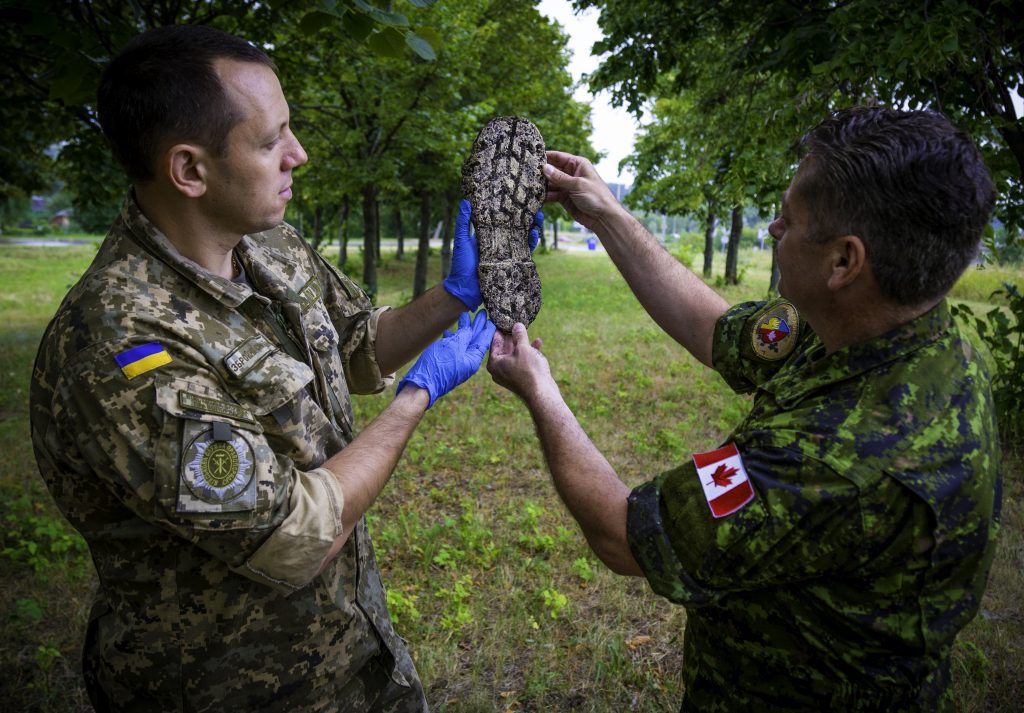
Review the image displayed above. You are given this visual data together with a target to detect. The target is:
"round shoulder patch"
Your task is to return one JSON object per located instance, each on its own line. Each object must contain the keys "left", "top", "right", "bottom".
{"left": 751, "top": 301, "right": 800, "bottom": 361}
{"left": 182, "top": 428, "right": 255, "bottom": 504}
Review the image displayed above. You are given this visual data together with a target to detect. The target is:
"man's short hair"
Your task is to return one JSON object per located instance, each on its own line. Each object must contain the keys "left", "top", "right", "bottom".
{"left": 798, "top": 106, "right": 995, "bottom": 306}
{"left": 97, "top": 24, "right": 275, "bottom": 183}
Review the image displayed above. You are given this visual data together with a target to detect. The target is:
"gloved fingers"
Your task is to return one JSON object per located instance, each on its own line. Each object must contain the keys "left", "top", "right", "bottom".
{"left": 529, "top": 209, "right": 544, "bottom": 253}
{"left": 456, "top": 199, "right": 472, "bottom": 237}
{"left": 469, "top": 309, "right": 489, "bottom": 336}
{"left": 465, "top": 317, "right": 497, "bottom": 361}
{"left": 457, "top": 311, "right": 472, "bottom": 332}
{"left": 471, "top": 312, "right": 497, "bottom": 346}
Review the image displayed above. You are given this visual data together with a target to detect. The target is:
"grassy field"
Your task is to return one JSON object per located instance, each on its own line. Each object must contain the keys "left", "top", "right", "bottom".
{"left": 1, "top": 240, "right": 1021, "bottom": 712}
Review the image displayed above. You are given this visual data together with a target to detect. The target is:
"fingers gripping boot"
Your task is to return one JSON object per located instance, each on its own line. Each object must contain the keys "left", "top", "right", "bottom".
{"left": 461, "top": 116, "right": 546, "bottom": 331}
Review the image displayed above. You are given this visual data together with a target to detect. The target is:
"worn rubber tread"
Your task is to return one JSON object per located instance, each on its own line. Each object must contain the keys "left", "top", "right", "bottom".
{"left": 461, "top": 116, "right": 546, "bottom": 331}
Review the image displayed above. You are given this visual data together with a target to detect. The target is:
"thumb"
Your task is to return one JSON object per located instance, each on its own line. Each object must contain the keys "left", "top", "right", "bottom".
{"left": 542, "top": 162, "right": 575, "bottom": 190}
{"left": 510, "top": 322, "right": 531, "bottom": 349}
{"left": 456, "top": 199, "right": 472, "bottom": 233}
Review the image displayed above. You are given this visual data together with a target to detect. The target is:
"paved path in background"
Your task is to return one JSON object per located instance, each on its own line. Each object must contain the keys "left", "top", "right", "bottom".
{"left": 0, "top": 237, "right": 94, "bottom": 246}
{"left": 1, "top": 236, "right": 607, "bottom": 252}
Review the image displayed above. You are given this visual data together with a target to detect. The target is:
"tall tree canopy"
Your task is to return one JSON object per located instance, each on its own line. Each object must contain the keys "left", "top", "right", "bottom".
{"left": 578, "top": 0, "right": 1023, "bottom": 238}
{"left": 1, "top": 0, "right": 595, "bottom": 293}
{"left": 0, "top": 0, "right": 442, "bottom": 229}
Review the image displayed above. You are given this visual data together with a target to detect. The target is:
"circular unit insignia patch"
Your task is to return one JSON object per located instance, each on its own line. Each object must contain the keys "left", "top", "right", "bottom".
{"left": 182, "top": 428, "right": 255, "bottom": 504}
{"left": 751, "top": 301, "right": 800, "bottom": 361}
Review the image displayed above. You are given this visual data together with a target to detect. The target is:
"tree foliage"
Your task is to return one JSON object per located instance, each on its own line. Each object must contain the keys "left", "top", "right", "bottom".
{"left": 578, "top": 0, "right": 1024, "bottom": 241}
{"left": 1, "top": 0, "right": 594, "bottom": 299}
{"left": 0, "top": 0, "right": 441, "bottom": 230}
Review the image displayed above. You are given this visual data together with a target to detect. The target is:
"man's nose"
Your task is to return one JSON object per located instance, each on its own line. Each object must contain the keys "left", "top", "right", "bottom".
{"left": 286, "top": 135, "right": 308, "bottom": 169}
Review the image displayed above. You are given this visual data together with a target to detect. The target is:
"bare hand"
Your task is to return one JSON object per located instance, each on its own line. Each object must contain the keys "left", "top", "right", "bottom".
{"left": 487, "top": 323, "right": 554, "bottom": 404}
{"left": 544, "top": 150, "right": 620, "bottom": 231}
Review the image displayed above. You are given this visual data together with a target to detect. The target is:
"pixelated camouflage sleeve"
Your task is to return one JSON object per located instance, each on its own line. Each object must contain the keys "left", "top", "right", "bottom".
{"left": 44, "top": 339, "right": 344, "bottom": 594}
{"left": 626, "top": 443, "right": 899, "bottom": 606}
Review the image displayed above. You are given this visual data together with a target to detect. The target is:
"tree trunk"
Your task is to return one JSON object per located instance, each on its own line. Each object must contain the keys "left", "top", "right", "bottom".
{"left": 414, "top": 190, "right": 431, "bottom": 297}
{"left": 337, "top": 195, "right": 350, "bottom": 269}
{"left": 311, "top": 204, "right": 324, "bottom": 250}
{"left": 374, "top": 198, "right": 382, "bottom": 263}
{"left": 440, "top": 195, "right": 455, "bottom": 280}
{"left": 702, "top": 204, "right": 717, "bottom": 278}
{"left": 394, "top": 203, "right": 405, "bottom": 260}
{"left": 725, "top": 204, "right": 742, "bottom": 285}
{"left": 362, "top": 184, "right": 378, "bottom": 299}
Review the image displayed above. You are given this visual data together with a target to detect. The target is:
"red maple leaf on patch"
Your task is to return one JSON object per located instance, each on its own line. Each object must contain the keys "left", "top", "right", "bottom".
{"left": 706, "top": 464, "right": 739, "bottom": 488}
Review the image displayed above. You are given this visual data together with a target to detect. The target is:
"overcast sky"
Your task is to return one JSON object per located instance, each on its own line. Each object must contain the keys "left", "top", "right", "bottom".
{"left": 537, "top": 0, "right": 638, "bottom": 184}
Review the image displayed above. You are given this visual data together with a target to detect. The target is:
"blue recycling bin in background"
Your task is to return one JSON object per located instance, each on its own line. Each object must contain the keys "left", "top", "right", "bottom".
{"left": 586, "top": 237, "right": 597, "bottom": 250}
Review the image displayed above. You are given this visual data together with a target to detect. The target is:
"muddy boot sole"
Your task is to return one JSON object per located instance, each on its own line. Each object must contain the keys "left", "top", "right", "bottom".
{"left": 461, "top": 116, "right": 546, "bottom": 332}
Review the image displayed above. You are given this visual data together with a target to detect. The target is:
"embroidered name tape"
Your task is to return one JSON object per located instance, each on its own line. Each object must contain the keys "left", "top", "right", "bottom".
{"left": 224, "top": 335, "right": 275, "bottom": 378}
{"left": 179, "top": 391, "right": 257, "bottom": 425}
{"left": 298, "top": 277, "right": 323, "bottom": 312}
{"left": 692, "top": 443, "right": 755, "bottom": 518}
{"left": 115, "top": 342, "right": 172, "bottom": 380}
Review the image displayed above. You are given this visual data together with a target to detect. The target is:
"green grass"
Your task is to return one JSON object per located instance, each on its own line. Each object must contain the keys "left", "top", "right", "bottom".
{"left": 1, "top": 242, "right": 1021, "bottom": 711}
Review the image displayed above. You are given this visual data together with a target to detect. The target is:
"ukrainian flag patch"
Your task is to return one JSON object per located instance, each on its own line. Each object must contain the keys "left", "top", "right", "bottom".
{"left": 116, "top": 342, "right": 172, "bottom": 380}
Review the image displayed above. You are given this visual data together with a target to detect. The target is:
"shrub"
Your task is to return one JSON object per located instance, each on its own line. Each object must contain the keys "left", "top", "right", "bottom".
{"left": 952, "top": 282, "right": 1024, "bottom": 440}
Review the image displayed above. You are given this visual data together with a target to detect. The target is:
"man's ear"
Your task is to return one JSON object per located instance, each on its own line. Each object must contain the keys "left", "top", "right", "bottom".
{"left": 826, "top": 234, "right": 867, "bottom": 291}
{"left": 165, "top": 143, "right": 208, "bottom": 199}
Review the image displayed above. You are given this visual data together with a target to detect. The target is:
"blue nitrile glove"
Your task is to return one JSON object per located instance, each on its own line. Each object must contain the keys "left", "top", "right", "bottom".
{"left": 396, "top": 311, "right": 498, "bottom": 409}
{"left": 443, "top": 200, "right": 545, "bottom": 310}
{"left": 444, "top": 200, "right": 482, "bottom": 310}
{"left": 529, "top": 209, "right": 544, "bottom": 252}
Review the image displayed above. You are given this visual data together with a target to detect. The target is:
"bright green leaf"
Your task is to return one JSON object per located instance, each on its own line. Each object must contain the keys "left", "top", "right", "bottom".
{"left": 367, "top": 27, "right": 407, "bottom": 59}
{"left": 353, "top": 0, "right": 409, "bottom": 27}
{"left": 414, "top": 25, "right": 442, "bottom": 52}
{"left": 299, "top": 11, "right": 335, "bottom": 35}
{"left": 405, "top": 31, "right": 436, "bottom": 61}
{"left": 341, "top": 10, "right": 375, "bottom": 41}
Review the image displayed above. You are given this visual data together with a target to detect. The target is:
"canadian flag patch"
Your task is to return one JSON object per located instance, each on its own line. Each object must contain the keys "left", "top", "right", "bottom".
{"left": 692, "top": 443, "right": 755, "bottom": 518}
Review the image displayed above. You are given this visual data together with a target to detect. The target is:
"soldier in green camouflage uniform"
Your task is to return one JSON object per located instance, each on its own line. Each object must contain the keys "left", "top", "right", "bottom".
{"left": 31, "top": 25, "right": 500, "bottom": 712}
{"left": 488, "top": 108, "right": 1001, "bottom": 711}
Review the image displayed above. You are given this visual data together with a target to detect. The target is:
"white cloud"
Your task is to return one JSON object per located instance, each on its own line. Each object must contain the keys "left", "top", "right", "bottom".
{"left": 537, "top": 0, "right": 638, "bottom": 184}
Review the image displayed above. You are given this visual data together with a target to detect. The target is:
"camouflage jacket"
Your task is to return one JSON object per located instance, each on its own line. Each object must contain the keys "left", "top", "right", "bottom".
{"left": 30, "top": 195, "right": 419, "bottom": 711}
{"left": 627, "top": 298, "right": 1002, "bottom": 712}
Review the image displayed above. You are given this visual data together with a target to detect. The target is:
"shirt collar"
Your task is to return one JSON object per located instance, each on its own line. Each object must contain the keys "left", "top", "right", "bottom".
{"left": 765, "top": 300, "right": 953, "bottom": 408}
{"left": 119, "top": 191, "right": 254, "bottom": 309}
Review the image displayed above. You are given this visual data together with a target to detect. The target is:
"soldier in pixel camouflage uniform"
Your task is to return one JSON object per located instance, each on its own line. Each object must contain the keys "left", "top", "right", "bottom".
{"left": 487, "top": 107, "right": 1001, "bottom": 711}
{"left": 30, "top": 25, "right": 501, "bottom": 712}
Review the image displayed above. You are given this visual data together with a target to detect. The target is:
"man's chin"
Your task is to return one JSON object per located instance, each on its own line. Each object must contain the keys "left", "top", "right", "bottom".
{"left": 248, "top": 213, "right": 285, "bottom": 234}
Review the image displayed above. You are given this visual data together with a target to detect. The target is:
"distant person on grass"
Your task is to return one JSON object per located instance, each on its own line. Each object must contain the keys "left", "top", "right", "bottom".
{"left": 487, "top": 107, "right": 1002, "bottom": 711}
{"left": 30, "top": 24, "right": 502, "bottom": 712}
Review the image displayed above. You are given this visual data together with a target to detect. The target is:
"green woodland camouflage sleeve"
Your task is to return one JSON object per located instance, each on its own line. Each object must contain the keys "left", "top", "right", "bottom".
{"left": 627, "top": 299, "right": 916, "bottom": 606}
{"left": 42, "top": 338, "right": 345, "bottom": 594}
{"left": 712, "top": 300, "right": 811, "bottom": 393}
{"left": 625, "top": 446, "right": 899, "bottom": 606}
